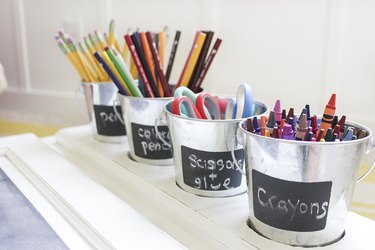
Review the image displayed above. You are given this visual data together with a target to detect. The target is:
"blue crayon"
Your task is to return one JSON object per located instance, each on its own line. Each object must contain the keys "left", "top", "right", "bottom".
{"left": 343, "top": 128, "right": 354, "bottom": 141}
{"left": 253, "top": 117, "right": 261, "bottom": 134}
{"left": 303, "top": 131, "right": 313, "bottom": 141}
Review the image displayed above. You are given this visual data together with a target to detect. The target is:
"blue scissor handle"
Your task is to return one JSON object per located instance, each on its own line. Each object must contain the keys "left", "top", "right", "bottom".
{"left": 235, "top": 83, "right": 253, "bottom": 119}
{"left": 224, "top": 97, "right": 237, "bottom": 119}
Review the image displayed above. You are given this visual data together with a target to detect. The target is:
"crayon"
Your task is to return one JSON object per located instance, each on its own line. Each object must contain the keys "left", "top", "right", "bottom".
{"left": 260, "top": 116, "right": 266, "bottom": 136}
{"left": 272, "top": 125, "right": 280, "bottom": 138}
{"left": 247, "top": 118, "right": 255, "bottom": 133}
{"left": 343, "top": 128, "right": 354, "bottom": 141}
{"left": 304, "top": 131, "right": 313, "bottom": 141}
{"left": 295, "top": 114, "right": 308, "bottom": 140}
{"left": 299, "top": 108, "right": 307, "bottom": 123}
{"left": 331, "top": 133, "right": 338, "bottom": 142}
{"left": 319, "top": 93, "right": 336, "bottom": 135}
{"left": 351, "top": 135, "right": 357, "bottom": 140}
{"left": 281, "top": 109, "right": 287, "bottom": 121}
{"left": 311, "top": 115, "right": 318, "bottom": 135}
{"left": 331, "top": 115, "right": 338, "bottom": 128}
{"left": 288, "top": 117, "right": 296, "bottom": 133}
{"left": 341, "top": 126, "right": 349, "bottom": 140}
{"left": 311, "top": 137, "right": 317, "bottom": 142}
{"left": 286, "top": 108, "right": 294, "bottom": 122}
{"left": 333, "top": 125, "right": 340, "bottom": 136}
{"left": 265, "top": 111, "right": 276, "bottom": 135}
{"left": 273, "top": 100, "right": 282, "bottom": 125}
{"left": 320, "top": 138, "right": 326, "bottom": 142}
{"left": 305, "top": 104, "right": 311, "bottom": 125}
{"left": 253, "top": 117, "right": 261, "bottom": 134}
{"left": 316, "top": 129, "right": 325, "bottom": 141}
{"left": 281, "top": 124, "right": 294, "bottom": 140}
{"left": 358, "top": 129, "right": 367, "bottom": 139}
{"left": 264, "top": 130, "right": 271, "bottom": 137}
{"left": 324, "top": 128, "right": 333, "bottom": 142}
{"left": 280, "top": 119, "right": 286, "bottom": 130}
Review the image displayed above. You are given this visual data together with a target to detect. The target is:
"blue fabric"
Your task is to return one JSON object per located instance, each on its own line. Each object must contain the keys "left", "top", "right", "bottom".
{"left": 0, "top": 168, "right": 68, "bottom": 250}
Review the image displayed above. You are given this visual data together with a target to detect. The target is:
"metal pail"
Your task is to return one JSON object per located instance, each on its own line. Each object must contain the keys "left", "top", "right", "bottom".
{"left": 164, "top": 99, "right": 269, "bottom": 197}
{"left": 237, "top": 118, "right": 375, "bottom": 246}
{"left": 117, "top": 93, "right": 173, "bottom": 165}
{"left": 81, "top": 81, "right": 126, "bottom": 143}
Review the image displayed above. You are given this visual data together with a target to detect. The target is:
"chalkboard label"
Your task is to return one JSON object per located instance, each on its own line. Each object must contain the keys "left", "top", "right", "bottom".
{"left": 131, "top": 122, "right": 172, "bottom": 159}
{"left": 181, "top": 145, "right": 244, "bottom": 191}
{"left": 252, "top": 169, "right": 332, "bottom": 232}
{"left": 93, "top": 105, "right": 126, "bottom": 136}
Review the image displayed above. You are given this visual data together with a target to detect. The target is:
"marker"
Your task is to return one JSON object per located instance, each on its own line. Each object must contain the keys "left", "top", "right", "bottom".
{"left": 273, "top": 100, "right": 282, "bottom": 124}
{"left": 281, "top": 124, "right": 294, "bottom": 140}
{"left": 265, "top": 111, "right": 276, "bottom": 135}
{"left": 253, "top": 117, "right": 261, "bottom": 135}
{"left": 247, "top": 118, "right": 255, "bottom": 133}
{"left": 324, "top": 128, "right": 333, "bottom": 142}
{"left": 295, "top": 114, "right": 308, "bottom": 140}
{"left": 319, "top": 93, "right": 336, "bottom": 135}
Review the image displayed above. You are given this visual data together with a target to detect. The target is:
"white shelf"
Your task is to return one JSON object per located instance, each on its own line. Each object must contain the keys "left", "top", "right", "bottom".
{"left": 53, "top": 125, "right": 375, "bottom": 249}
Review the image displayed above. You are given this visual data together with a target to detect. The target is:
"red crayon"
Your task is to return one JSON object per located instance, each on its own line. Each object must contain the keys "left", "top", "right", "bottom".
{"left": 311, "top": 115, "right": 318, "bottom": 136}
{"left": 316, "top": 129, "right": 325, "bottom": 141}
{"left": 319, "top": 94, "right": 336, "bottom": 135}
{"left": 338, "top": 115, "right": 346, "bottom": 136}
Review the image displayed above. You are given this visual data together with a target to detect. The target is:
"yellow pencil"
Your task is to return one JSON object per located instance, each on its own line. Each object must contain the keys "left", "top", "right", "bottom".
{"left": 89, "top": 33, "right": 102, "bottom": 52}
{"left": 108, "top": 19, "right": 115, "bottom": 47}
{"left": 181, "top": 32, "right": 206, "bottom": 87}
{"left": 79, "top": 42, "right": 106, "bottom": 81}
{"left": 95, "top": 30, "right": 107, "bottom": 51}
{"left": 84, "top": 36, "right": 108, "bottom": 80}
{"left": 56, "top": 38, "right": 86, "bottom": 80}
{"left": 68, "top": 38, "right": 97, "bottom": 82}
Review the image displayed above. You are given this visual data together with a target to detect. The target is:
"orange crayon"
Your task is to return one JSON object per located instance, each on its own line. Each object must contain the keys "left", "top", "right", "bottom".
{"left": 260, "top": 116, "right": 266, "bottom": 136}
{"left": 319, "top": 94, "right": 336, "bottom": 135}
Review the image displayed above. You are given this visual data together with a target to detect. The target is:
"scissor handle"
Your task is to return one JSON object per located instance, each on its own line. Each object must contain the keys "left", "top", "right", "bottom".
{"left": 235, "top": 83, "right": 253, "bottom": 119}
{"left": 224, "top": 97, "right": 237, "bottom": 119}
{"left": 171, "top": 96, "right": 202, "bottom": 119}
{"left": 195, "top": 93, "right": 221, "bottom": 119}
{"left": 174, "top": 86, "right": 197, "bottom": 102}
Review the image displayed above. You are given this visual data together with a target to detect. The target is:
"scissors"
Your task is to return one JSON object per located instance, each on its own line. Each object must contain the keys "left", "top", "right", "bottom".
{"left": 224, "top": 83, "right": 253, "bottom": 119}
{"left": 172, "top": 87, "right": 221, "bottom": 119}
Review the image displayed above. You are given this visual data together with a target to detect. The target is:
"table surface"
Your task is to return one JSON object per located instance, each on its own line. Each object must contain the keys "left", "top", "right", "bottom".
{"left": 47, "top": 125, "right": 375, "bottom": 249}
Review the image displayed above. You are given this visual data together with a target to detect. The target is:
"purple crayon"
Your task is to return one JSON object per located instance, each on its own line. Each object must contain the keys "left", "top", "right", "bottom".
{"left": 253, "top": 117, "right": 261, "bottom": 135}
{"left": 273, "top": 100, "right": 282, "bottom": 125}
{"left": 282, "top": 124, "right": 294, "bottom": 140}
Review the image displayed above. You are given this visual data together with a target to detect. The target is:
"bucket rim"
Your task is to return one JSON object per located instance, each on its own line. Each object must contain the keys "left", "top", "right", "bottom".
{"left": 163, "top": 99, "right": 269, "bottom": 123}
{"left": 117, "top": 92, "right": 174, "bottom": 101}
{"left": 238, "top": 118, "right": 374, "bottom": 145}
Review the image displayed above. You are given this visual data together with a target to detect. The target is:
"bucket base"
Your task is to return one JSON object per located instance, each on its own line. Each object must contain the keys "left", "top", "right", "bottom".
{"left": 246, "top": 218, "right": 345, "bottom": 247}
{"left": 175, "top": 181, "right": 246, "bottom": 198}
{"left": 93, "top": 134, "right": 126, "bottom": 143}
{"left": 127, "top": 152, "right": 173, "bottom": 166}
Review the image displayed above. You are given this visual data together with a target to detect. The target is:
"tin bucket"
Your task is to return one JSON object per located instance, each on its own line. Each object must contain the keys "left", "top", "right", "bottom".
{"left": 116, "top": 93, "right": 173, "bottom": 165}
{"left": 237, "top": 118, "right": 375, "bottom": 246}
{"left": 81, "top": 81, "right": 126, "bottom": 143}
{"left": 162, "top": 99, "right": 269, "bottom": 197}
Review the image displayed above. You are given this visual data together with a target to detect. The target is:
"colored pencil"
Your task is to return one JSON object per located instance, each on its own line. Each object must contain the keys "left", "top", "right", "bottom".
{"left": 165, "top": 30, "right": 181, "bottom": 84}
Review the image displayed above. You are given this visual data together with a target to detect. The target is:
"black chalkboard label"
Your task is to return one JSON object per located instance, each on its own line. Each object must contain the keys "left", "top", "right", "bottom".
{"left": 252, "top": 169, "right": 332, "bottom": 232}
{"left": 181, "top": 145, "right": 244, "bottom": 191}
{"left": 131, "top": 122, "right": 172, "bottom": 159}
{"left": 93, "top": 105, "right": 126, "bottom": 136}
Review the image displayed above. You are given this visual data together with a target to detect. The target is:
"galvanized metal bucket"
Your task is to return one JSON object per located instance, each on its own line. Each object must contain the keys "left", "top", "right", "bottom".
{"left": 237, "top": 118, "right": 375, "bottom": 246}
{"left": 81, "top": 81, "right": 126, "bottom": 143}
{"left": 116, "top": 94, "right": 173, "bottom": 165}
{"left": 163, "top": 99, "right": 269, "bottom": 197}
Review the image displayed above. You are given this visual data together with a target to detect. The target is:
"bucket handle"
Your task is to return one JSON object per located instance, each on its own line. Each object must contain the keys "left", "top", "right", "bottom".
{"left": 357, "top": 144, "right": 375, "bottom": 182}
{"left": 113, "top": 99, "right": 125, "bottom": 125}
{"left": 154, "top": 111, "right": 172, "bottom": 148}
{"left": 75, "top": 86, "right": 88, "bottom": 118}
{"left": 230, "top": 128, "right": 246, "bottom": 176}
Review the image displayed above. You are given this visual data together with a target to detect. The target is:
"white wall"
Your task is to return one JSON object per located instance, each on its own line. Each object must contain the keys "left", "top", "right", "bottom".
{"left": 0, "top": 0, "right": 374, "bottom": 132}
